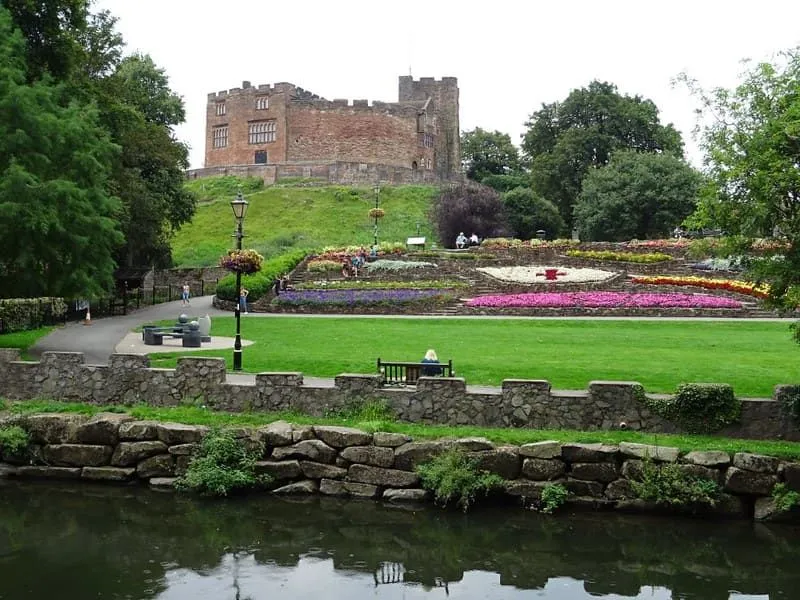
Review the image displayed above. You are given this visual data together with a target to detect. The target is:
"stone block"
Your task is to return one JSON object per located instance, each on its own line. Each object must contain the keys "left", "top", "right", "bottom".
{"left": 339, "top": 446, "right": 395, "bottom": 468}
{"left": 453, "top": 437, "right": 494, "bottom": 451}
{"left": 783, "top": 462, "right": 800, "bottom": 492}
{"left": 299, "top": 461, "right": 348, "bottom": 480}
{"left": 605, "top": 478, "right": 635, "bottom": 500}
{"left": 0, "top": 463, "right": 18, "bottom": 478}
{"left": 111, "top": 441, "right": 168, "bottom": 467}
{"left": 82, "top": 466, "right": 136, "bottom": 481}
{"left": 519, "top": 441, "right": 561, "bottom": 459}
{"left": 273, "top": 480, "right": 318, "bottom": 495}
{"left": 564, "top": 479, "right": 605, "bottom": 497}
{"left": 168, "top": 443, "right": 198, "bottom": 456}
{"left": 255, "top": 460, "right": 302, "bottom": 480}
{"left": 271, "top": 440, "right": 337, "bottom": 464}
{"left": 149, "top": 477, "right": 177, "bottom": 489}
{"left": 157, "top": 423, "right": 207, "bottom": 445}
{"left": 570, "top": 462, "right": 619, "bottom": 483}
{"left": 683, "top": 450, "right": 731, "bottom": 468}
{"left": 733, "top": 452, "right": 780, "bottom": 474}
{"left": 319, "top": 478, "right": 347, "bottom": 496}
{"left": 257, "top": 421, "right": 294, "bottom": 447}
{"left": 345, "top": 482, "right": 379, "bottom": 498}
{"left": 175, "top": 455, "right": 191, "bottom": 476}
{"left": 393, "top": 441, "right": 452, "bottom": 471}
{"left": 676, "top": 464, "right": 723, "bottom": 485}
{"left": 42, "top": 444, "right": 113, "bottom": 467}
{"left": 383, "top": 489, "right": 429, "bottom": 503}
{"left": 119, "top": 421, "right": 160, "bottom": 441}
{"left": 724, "top": 466, "right": 778, "bottom": 496}
{"left": 561, "top": 443, "right": 618, "bottom": 463}
{"left": 291, "top": 426, "right": 315, "bottom": 442}
{"left": 24, "top": 414, "right": 87, "bottom": 444}
{"left": 714, "top": 493, "right": 749, "bottom": 518}
{"left": 348, "top": 464, "right": 419, "bottom": 488}
{"left": 621, "top": 459, "right": 644, "bottom": 481}
{"left": 16, "top": 466, "right": 82, "bottom": 479}
{"left": 137, "top": 455, "right": 174, "bottom": 478}
{"left": 373, "top": 432, "right": 411, "bottom": 447}
{"left": 618, "top": 442, "right": 679, "bottom": 463}
{"left": 469, "top": 448, "right": 521, "bottom": 479}
{"left": 504, "top": 480, "right": 549, "bottom": 498}
{"left": 754, "top": 497, "right": 780, "bottom": 521}
{"left": 522, "top": 458, "right": 565, "bottom": 481}
{"left": 75, "top": 413, "right": 134, "bottom": 445}
{"left": 312, "top": 426, "right": 372, "bottom": 448}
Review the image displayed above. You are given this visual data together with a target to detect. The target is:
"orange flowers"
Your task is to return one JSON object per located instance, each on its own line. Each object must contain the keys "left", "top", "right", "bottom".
{"left": 631, "top": 275, "right": 769, "bottom": 299}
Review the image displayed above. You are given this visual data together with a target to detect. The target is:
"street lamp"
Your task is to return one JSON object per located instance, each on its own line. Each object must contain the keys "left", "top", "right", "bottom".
{"left": 230, "top": 188, "right": 248, "bottom": 371}
{"left": 373, "top": 183, "right": 380, "bottom": 249}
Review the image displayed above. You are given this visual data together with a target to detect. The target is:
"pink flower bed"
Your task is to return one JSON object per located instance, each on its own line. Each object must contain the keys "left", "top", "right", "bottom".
{"left": 465, "top": 291, "right": 743, "bottom": 309}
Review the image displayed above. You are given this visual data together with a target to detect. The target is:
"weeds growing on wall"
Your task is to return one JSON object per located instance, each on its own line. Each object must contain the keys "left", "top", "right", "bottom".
{"left": 416, "top": 447, "right": 505, "bottom": 512}
{"left": 645, "top": 383, "right": 741, "bottom": 434}
{"left": 776, "top": 385, "right": 800, "bottom": 426}
{"left": 631, "top": 459, "right": 721, "bottom": 509}
{"left": 0, "top": 425, "right": 30, "bottom": 458}
{"left": 175, "top": 429, "right": 269, "bottom": 497}
{"left": 772, "top": 483, "right": 800, "bottom": 512}
{"left": 538, "top": 483, "right": 569, "bottom": 514}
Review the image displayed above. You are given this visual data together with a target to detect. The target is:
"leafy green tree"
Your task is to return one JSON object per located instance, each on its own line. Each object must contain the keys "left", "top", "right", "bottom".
{"left": 503, "top": 187, "right": 565, "bottom": 240}
{"left": 522, "top": 81, "right": 684, "bottom": 228}
{"left": 0, "top": 8, "right": 122, "bottom": 298}
{"left": 461, "top": 128, "right": 521, "bottom": 181}
{"left": 480, "top": 173, "right": 531, "bottom": 194}
{"left": 574, "top": 151, "right": 701, "bottom": 241}
{"left": 679, "top": 49, "right": 800, "bottom": 311}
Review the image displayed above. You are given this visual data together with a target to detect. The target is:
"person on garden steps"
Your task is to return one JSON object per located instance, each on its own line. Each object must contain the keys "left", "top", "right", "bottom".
{"left": 421, "top": 349, "right": 443, "bottom": 376}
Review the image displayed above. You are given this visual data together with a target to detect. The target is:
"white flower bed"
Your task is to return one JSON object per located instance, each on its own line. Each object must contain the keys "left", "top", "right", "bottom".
{"left": 477, "top": 265, "right": 616, "bottom": 284}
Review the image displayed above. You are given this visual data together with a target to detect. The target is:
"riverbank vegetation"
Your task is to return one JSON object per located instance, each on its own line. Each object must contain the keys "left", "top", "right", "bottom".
{"left": 144, "top": 316, "right": 797, "bottom": 396}
{"left": 4, "top": 399, "right": 800, "bottom": 459}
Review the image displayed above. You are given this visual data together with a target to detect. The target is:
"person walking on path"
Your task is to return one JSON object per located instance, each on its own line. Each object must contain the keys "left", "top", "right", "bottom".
{"left": 181, "top": 283, "right": 191, "bottom": 306}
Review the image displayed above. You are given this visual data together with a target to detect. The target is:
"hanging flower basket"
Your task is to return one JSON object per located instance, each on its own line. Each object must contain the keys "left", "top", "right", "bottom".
{"left": 368, "top": 208, "right": 386, "bottom": 219}
{"left": 219, "top": 249, "right": 264, "bottom": 274}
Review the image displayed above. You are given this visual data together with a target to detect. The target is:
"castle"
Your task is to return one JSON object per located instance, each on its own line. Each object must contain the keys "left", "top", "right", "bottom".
{"left": 196, "top": 76, "right": 461, "bottom": 185}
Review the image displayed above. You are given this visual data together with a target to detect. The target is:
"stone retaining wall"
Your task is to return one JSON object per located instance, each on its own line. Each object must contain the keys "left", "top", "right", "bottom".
{"left": 1, "top": 413, "right": 798, "bottom": 521}
{"left": 0, "top": 350, "right": 798, "bottom": 441}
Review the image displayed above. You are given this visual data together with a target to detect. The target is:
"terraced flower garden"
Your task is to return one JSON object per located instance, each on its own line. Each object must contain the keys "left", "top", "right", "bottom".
{"left": 246, "top": 239, "right": 782, "bottom": 318}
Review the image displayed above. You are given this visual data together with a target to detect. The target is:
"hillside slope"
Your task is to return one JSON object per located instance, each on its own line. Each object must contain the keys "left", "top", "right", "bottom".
{"left": 173, "top": 178, "right": 439, "bottom": 266}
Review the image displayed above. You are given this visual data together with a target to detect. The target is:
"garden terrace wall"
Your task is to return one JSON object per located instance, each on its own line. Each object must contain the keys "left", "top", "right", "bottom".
{"left": 0, "top": 351, "right": 798, "bottom": 441}
{"left": 1, "top": 413, "right": 799, "bottom": 522}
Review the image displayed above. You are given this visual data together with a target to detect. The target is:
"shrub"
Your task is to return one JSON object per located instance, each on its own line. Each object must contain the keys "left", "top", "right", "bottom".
{"left": 539, "top": 483, "right": 569, "bottom": 514}
{"left": 175, "top": 429, "right": 269, "bottom": 497}
{"left": 216, "top": 249, "right": 307, "bottom": 302}
{"left": 631, "top": 459, "right": 721, "bottom": 509}
{"left": 0, "top": 425, "right": 30, "bottom": 458}
{"left": 416, "top": 447, "right": 505, "bottom": 512}
{"left": 503, "top": 187, "right": 565, "bottom": 240}
{"left": 431, "top": 183, "right": 511, "bottom": 249}
{"left": 566, "top": 249, "right": 672, "bottom": 263}
{"left": 772, "top": 483, "right": 800, "bottom": 512}
{"left": 0, "top": 298, "right": 67, "bottom": 334}
{"left": 776, "top": 385, "right": 800, "bottom": 426}
{"left": 645, "top": 383, "right": 740, "bottom": 434}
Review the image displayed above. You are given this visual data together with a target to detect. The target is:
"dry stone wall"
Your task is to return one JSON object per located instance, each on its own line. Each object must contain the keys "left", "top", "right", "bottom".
{"left": 0, "top": 350, "right": 798, "bottom": 440}
{"left": 1, "top": 413, "right": 798, "bottom": 521}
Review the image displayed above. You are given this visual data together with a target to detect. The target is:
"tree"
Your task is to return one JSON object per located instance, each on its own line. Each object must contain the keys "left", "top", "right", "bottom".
{"left": 431, "top": 183, "right": 510, "bottom": 247}
{"left": 522, "top": 81, "right": 684, "bottom": 228}
{"left": 679, "top": 49, "right": 800, "bottom": 310}
{"left": 460, "top": 128, "right": 521, "bottom": 182}
{"left": 503, "top": 187, "right": 565, "bottom": 240}
{"left": 574, "top": 151, "right": 701, "bottom": 241}
{"left": 0, "top": 8, "right": 122, "bottom": 298}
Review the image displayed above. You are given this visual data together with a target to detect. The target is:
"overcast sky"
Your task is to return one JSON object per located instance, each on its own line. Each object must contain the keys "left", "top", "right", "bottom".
{"left": 94, "top": 0, "right": 800, "bottom": 171}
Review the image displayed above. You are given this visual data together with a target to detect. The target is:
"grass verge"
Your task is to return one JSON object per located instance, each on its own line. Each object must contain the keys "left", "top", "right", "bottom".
{"left": 4, "top": 399, "right": 800, "bottom": 459}
{"left": 0, "top": 327, "right": 54, "bottom": 360}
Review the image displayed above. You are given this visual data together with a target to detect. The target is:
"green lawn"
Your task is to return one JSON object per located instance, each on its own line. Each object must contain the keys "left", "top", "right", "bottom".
{"left": 173, "top": 181, "right": 439, "bottom": 266}
{"left": 146, "top": 317, "right": 799, "bottom": 397}
{"left": 0, "top": 327, "right": 53, "bottom": 359}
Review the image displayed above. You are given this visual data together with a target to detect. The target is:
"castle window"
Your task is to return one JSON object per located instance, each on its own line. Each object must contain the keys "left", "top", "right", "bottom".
{"left": 254, "top": 150, "right": 267, "bottom": 164}
{"left": 215, "top": 101, "right": 226, "bottom": 116}
{"left": 248, "top": 120, "right": 277, "bottom": 144}
{"left": 255, "top": 96, "right": 269, "bottom": 110}
{"left": 212, "top": 125, "right": 228, "bottom": 148}
{"left": 420, "top": 133, "right": 435, "bottom": 148}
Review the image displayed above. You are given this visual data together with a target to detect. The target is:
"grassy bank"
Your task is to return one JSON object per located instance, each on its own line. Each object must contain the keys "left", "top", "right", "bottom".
{"left": 173, "top": 180, "right": 439, "bottom": 266}
{"left": 145, "top": 316, "right": 799, "bottom": 396}
{"left": 0, "top": 326, "right": 54, "bottom": 360}
{"left": 3, "top": 399, "right": 800, "bottom": 459}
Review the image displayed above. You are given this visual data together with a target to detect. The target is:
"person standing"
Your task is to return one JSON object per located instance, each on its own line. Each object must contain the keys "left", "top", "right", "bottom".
{"left": 239, "top": 287, "right": 249, "bottom": 314}
{"left": 181, "top": 283, "right": 191, "bottom": 306}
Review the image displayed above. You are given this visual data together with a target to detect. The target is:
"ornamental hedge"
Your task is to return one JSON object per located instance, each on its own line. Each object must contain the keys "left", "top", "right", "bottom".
{"left": 0, "top": 298, "right": 67, "bottom": 334}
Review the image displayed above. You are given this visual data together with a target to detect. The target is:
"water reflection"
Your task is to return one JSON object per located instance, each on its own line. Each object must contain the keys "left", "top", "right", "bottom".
{"left": 0, "top": 480, "right": 798, "bottom": 599}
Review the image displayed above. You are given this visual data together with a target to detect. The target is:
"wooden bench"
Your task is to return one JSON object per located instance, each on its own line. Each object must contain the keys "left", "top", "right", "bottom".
{"left": 377, "top": 358, "right": 454, "bottom": 386}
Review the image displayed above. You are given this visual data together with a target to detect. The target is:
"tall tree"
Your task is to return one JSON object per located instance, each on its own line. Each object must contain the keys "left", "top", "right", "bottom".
{"left": 574, "top": 151, "right": 701, "bottom": 241}
{"left": 460, "top": 128, "right": 521, "bottom": 182}
{"left": 503, "top": 187, "right": 565, "bottom": 240}
{"left": 0, "top": 7, "right": 122, "bottom": 297}
{"left": 522, "top": 81, "right": 684, "bottom": 228}
{"left": 680, "top": 49, "right": 800, "bottom": 310}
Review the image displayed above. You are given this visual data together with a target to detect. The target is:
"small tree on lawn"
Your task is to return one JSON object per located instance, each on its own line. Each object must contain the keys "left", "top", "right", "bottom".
{"left": 431, "top": 183, "right": 510, "bottom": 248}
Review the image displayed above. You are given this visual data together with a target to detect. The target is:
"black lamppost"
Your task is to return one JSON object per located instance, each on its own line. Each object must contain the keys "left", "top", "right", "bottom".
{"left": 373, "top": 183, "right": 380, "bottom": 249}
{"left": 231, "top": 189, "right": 248, "bottom": 371}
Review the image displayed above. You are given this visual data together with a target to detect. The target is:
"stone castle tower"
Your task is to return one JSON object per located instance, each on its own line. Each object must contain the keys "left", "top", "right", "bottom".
{"left": 202, "top": 76, "right": 460, "bottom": 183}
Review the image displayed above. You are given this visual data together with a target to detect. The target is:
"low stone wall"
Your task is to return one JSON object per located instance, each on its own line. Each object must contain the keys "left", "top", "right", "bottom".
{"left": 1, "top": 413, "right": 797, "bottom": 521}
{"left": 0, "top": 351, "right": 798, "bottom": 441}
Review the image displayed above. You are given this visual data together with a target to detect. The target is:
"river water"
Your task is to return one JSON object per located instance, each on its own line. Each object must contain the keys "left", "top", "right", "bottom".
{"left": 0, "top": 481, "right": 798, "bottom": 599}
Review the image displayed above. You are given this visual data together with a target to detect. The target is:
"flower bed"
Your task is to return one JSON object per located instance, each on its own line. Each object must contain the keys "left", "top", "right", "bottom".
{"left": 273, "top": 288, "right": 455, "bottom": 306}
{"left": 364, "top": 260, "right": 437, "bottom": 272}
{"left": 295, "top": 279, "right": 468, "bottom": 290}
{"left": 480, "top": 237, "right": 579, "bottom": 250}
{"left": 566, "top": 249, "right": 672, "bottom": 263}
{"left": 688, "top": 257, "right": 743, "bottom": 272}
{"left": 466, "top": 291, "right": 743, "bottom": 309}
{"left": 477, "top": 265, "right": 616, "bottom": 284}
{"left": 631, "top": 275, "right": 769, "bottom": 299}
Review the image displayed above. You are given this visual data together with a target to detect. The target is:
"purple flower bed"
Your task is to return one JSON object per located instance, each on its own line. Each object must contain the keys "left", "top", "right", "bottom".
{"left": 274, "top": 289, "right": 454, "bottom": 306}
{"left": 466, "top": 291, "right": 743, "bottom": 309}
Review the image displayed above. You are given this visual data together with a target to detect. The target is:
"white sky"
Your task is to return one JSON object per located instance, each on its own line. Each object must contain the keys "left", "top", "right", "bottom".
{"left": 94, "top": 0, "right": 800, "bottom": 170}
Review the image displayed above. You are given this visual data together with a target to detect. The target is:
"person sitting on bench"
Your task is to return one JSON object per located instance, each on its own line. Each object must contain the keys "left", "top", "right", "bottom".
{"left": 420, "top": 349, "right": 443, "bottom": 376}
